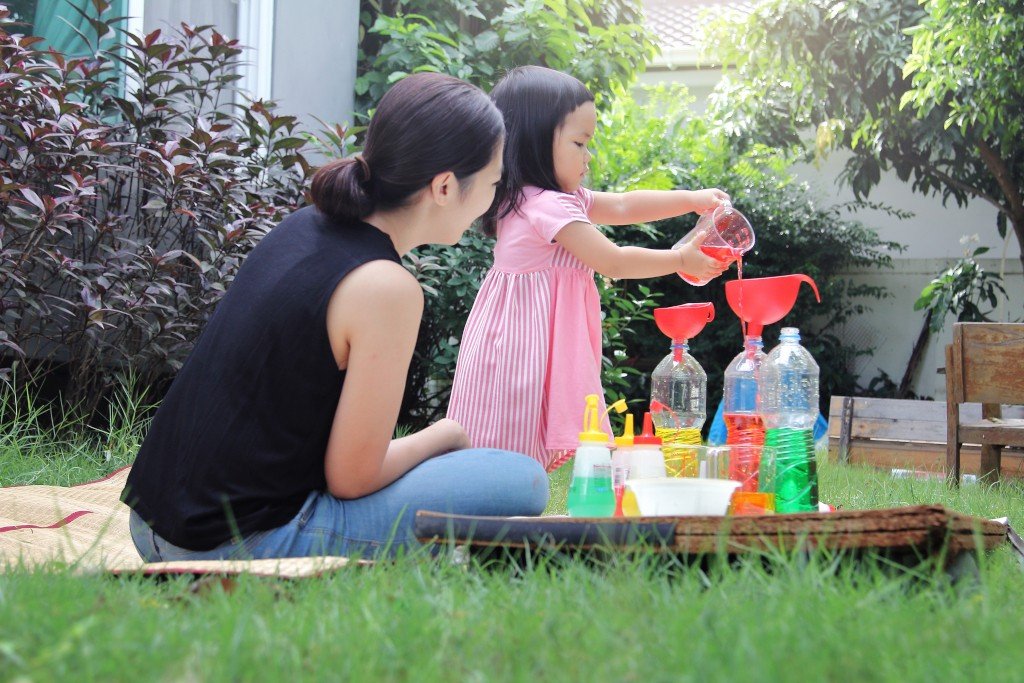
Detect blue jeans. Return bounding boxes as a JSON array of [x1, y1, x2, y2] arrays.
[[129, 449, 548, 561]]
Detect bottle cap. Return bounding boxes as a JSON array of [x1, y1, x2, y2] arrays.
[[578, 394, 609, 443], [633, 412, 663, 446], [614, 413, 634, 447]]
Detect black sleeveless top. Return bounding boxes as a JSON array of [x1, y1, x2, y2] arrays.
[[122, 206, 402, 550]]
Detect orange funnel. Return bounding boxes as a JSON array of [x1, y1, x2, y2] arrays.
[[653, 302, 715, 342], [725, 274, 820, 338]]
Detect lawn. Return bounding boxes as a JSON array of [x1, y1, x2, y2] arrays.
[[2, 411, 1023, 682]]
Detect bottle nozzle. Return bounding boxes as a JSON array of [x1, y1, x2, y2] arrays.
[[633, 411, 663, 446], [578, 394, 611, 444], [615, 413, 635, 447]]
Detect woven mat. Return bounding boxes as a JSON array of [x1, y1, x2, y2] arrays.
[[415, 505, 1008, 557], [0, 468, 359, 577]]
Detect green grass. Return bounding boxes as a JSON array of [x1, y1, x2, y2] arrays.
[[3, 396, 1024, 682]]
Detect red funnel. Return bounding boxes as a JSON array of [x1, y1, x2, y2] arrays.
[[725, 274, 820, 338], [653, 302, 715, 342]]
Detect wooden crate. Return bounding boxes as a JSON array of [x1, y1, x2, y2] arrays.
[[827, 396, 1024, 478]]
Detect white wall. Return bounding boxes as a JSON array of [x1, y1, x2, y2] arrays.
[[138, 0, 360, 137], [638, 66, 1023, 399], [271, 0, 360, 137]]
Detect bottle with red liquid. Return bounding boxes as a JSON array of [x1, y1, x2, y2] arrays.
[[723, 336, 766, 492]]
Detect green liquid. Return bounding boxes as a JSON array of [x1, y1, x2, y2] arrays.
[[764, 428, 818, 513], [567, 475, 615, 517]]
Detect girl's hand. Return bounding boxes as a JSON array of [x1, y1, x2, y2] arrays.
[[433, 417, 471, 453], [676, 241, 731, 282], [690, 188, 731, 215]]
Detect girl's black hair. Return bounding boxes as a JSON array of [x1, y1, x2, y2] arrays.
[[481, 66, 594, 236], [311, 73, 504, 223]]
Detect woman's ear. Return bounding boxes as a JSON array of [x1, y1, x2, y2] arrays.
[[429, 171, 456, 206]]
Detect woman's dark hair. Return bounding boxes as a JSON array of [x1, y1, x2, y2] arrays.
[[311, 73, 504, 223], [481, 66, 594, 236]]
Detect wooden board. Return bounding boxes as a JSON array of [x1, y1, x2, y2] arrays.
[[414, 506, 1006, 558], [954, 323, 1024, 405], [827, 440, 1024, 477], [826, 396, 1024, 443]]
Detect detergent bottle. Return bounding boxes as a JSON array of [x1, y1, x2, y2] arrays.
[[630, 412, 668, 480], [611, 413, 635, 517], [566, 395, 623, 517]]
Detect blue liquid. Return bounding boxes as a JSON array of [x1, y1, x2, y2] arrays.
[[567, 475, 615, 517]]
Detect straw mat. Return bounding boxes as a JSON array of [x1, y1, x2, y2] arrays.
[[0, 468, 360, 577]]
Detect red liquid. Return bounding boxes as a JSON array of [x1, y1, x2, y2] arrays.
[[680, 245, 743, 284], [725, 413, 765, 492], [700, 245, 742, 262]]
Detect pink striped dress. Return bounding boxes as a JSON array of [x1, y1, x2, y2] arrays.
[[447, 186, 612, 471]]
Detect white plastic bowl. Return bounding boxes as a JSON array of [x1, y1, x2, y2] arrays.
[[625, 477, 741, 516]]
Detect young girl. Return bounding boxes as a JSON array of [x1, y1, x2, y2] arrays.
[[447, 66, 732, 472]]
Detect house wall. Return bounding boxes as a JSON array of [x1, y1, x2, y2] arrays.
[[271, 0, 360, 137], [139, 0, 359, 135], [637, 65, 1023, 399]]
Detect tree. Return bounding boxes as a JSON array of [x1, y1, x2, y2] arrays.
[[355, 0, 658, 110], [705, 0, 1024, 276]]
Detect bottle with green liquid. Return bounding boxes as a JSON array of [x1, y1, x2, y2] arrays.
[[759, 327, 819, 513], [567, 395, 624, 517]]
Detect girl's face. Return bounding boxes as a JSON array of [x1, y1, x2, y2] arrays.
[[552, 101, 596, 193]]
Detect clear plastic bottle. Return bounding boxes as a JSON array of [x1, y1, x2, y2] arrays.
[[651, 340, 705, 477], [723, 336, 766, 492], [759, 327, 819, 513]]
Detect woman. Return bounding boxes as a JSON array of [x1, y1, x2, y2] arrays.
[[122, 73, 549, 560]]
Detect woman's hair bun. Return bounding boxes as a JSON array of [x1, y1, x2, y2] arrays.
[[310, 157, 374, 222]]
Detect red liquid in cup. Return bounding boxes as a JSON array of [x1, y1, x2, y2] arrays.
[[679, 245, 744, 284]]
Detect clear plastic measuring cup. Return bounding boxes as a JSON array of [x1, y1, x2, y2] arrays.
[[673, 204, 755, 286]]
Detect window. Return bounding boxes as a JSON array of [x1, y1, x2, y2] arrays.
[[7, 0, 126, 57]]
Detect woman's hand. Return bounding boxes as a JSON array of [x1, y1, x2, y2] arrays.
[[676, 241, 731, 282], [689, 188, 731, 214]]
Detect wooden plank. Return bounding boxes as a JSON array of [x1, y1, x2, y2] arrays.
[[827, 396, 845, 438], [957, 323, 1024, 405], [946, 343, 961, 484], [959, 419, 1024, 446], [838, 396, 854, 464], [840, 441, 1024, 478]]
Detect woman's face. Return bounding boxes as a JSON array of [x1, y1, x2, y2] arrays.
[[552, 101, 596, 193], [442, 141, 504, 244]]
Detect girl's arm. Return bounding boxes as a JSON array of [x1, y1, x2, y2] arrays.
[[555, 220, 730, 281], [588, 188, 730, 226], [321, 260, 469, 499]]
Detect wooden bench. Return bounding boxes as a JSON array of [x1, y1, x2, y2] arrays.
[[827, 395, 1024, 478]]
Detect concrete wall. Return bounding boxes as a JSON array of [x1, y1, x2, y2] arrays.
[[638, 64, 1023, 399], [271, 0, 360, 135], [140, 0, 360, 136], [143, 0, 238, 37]]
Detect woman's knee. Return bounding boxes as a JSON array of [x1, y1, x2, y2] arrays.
[[476, 449, 550, 514]]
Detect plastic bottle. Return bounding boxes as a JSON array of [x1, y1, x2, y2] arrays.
[[723, 336, 767, 492], [759, 327, 819, 513], [567, 395, 616, 517], [629, 412, 667, 480], [650, 339, 705, 478], [611, 413, 635, 517]]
